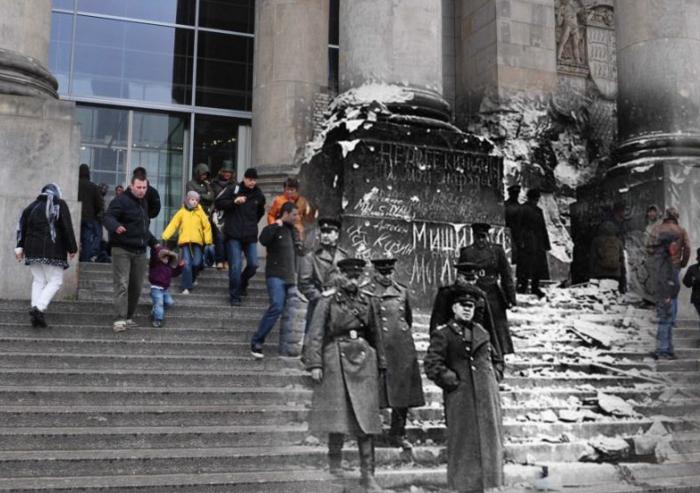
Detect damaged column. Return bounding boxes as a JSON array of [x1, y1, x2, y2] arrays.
[[251, 0, 329, 173], [0, 0, 81, 299], [300, 0, 503, 309]]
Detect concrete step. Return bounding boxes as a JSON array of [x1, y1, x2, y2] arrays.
[[0, 310, 265, 327]]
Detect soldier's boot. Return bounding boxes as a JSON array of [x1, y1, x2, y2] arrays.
[[328, 433, 344, 477], [388, 408, 412, 450], [358, 435, 383, 492]]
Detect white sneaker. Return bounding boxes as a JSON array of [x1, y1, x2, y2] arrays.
[[125, 319, 137, 327], [181, 289, 190, 295], [113, 320, 128, 333]]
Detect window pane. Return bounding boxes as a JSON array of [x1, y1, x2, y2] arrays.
[[329, 0, 339, 45], [53, 0, 74, 10], [49, 12, 73, 95], [199, 0, 254, 34], [75, 105, 130, 201], [76, 0, 195, 25], [196, 32, 253, 111], [131, 110, 188, 235], [72, 15, 194, 104], [193, 114, 245, 179]]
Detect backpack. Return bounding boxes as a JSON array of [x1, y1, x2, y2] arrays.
[[597, 236, 620, 271], [211, 184, 238, 231]]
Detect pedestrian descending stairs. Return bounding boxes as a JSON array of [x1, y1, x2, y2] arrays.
[[0, 267, 698, 491]]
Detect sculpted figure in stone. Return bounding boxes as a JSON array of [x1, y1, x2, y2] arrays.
[[557, 0, 584, 64]]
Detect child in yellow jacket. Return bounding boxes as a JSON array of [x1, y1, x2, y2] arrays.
[[162, 191, 213, 294]]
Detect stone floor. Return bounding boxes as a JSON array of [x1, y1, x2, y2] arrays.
[[0, 265, 697, 491]]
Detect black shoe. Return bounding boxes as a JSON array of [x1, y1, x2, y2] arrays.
[[230, 299, 242, 307], [34, 309, 47, 328], [28, 307, 39, 328], [152, 320, 162, 328], [251, 345, 264, 359], [532, 289, 546, 299]]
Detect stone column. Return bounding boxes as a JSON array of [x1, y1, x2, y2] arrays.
[[339, 0, 449, 120], [251, 0, 329, 173], [0, 0, 81, 300], [615, 0, 700, 165]]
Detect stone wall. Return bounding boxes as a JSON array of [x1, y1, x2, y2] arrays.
[[0, 94, 80, 300]]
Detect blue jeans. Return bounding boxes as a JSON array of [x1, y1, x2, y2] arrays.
[[150, 287, 174, 321], [79, 220, 102, 261], [252, 277, 300, 355], [226, 239, 258, 301], [656, 301, 675, 356], [181, 244, 203, 290]]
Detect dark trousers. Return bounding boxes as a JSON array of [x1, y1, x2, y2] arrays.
[[112, 247, 148, 320], [79, 220, 102, 261], [390, 407, 409, 437]]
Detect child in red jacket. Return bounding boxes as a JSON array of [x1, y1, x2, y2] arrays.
[[149, 246, 184, 328]]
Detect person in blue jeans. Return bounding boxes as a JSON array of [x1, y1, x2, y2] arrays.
[[654, 241, 681, 359], [251, 202, 303, 359], [214, 168, 266, 305], [148, 246, 183, 328]]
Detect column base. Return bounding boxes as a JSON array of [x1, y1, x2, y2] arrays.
[[0, 48, 58, 99]]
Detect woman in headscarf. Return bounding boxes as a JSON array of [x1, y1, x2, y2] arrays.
[[15, 184, 78, 328]]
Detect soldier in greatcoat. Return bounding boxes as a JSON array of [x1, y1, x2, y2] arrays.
[[504, 184, 522, 264], [515, 188, 551, 298], [458, 223, 517, 355], [429, 263, 502, 358], [424, 291, 505, 493], [298, 218, 347, 333], [368, 258, 425, 450], [304, 258, 387, 492]]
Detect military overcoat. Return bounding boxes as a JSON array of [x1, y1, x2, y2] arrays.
[[516, 202, 551, 280], [368, 278, 425, 409], [304, 287, 386, 435], [424, 320, 504, 493]]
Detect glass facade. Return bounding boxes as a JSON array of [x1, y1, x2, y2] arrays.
[[49, 0, 338, 234]]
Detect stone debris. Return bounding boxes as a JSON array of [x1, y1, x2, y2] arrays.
[[597, 391, 639, 418]]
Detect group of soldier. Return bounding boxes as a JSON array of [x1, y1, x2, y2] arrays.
[[299, 215, 518, 493]]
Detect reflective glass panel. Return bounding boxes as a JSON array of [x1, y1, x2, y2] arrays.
[[329, 0, 339, 45], [49, 12, 73, 95], [76, 0, 195, 25], [52, 0, 74, 10], [76, 105, 129, 201], [72, 15, 194, 104], [199, 0, 254, 34], [131, 110, 188, 234], [196, 32, 253, 111], [193, 114, 243, 179]]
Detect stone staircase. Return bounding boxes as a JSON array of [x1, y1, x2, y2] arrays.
[[0, 265, 698, 491]]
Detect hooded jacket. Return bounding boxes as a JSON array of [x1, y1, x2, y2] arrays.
[[162, 203, 213, 246], [214, 181, 266, 243], [78, 164, 104, 223], [149, 246, 184, 289], [186, 163, 215, 213]]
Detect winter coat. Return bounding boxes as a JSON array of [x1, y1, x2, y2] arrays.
[[298, 246, 348, 301], [304, 286, 386, 436], [424, 319, 505, 493], [214, 182, 266, 243], [103, 188, 157, 253], [145, 185, 161, 219], [458, 242, 516, 355], [655, 252, 680, 304], [267, 194, 313, 238], [16, 196, 78, 269], [504, 198, 522, 263], [259, 222, 302, 285], [367, 277, 425, 409], [647, 219, 690, 269], [429, 283, 498, 344], [589, 222, 625, 280], [516, 201, 550, 280], [186, 164, 215, 214], [683, 264, 700, 305], [78, 166, 104, 223], [211, 176, 234, 200], [148, 246, 183, 289], [162, 205, 213, 246]]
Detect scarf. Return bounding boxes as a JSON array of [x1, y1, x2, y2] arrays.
[[40, 183, 62, 243]]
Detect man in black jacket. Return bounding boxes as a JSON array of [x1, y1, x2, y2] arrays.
[[103, 175, 159, 333], [251, 202, 302, 358], [78, 164, 104, 262], [215, 168, 266, 305]]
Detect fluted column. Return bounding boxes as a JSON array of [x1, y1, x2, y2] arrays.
[[251, 0, 329, 172], [339, 0, 449, 120]]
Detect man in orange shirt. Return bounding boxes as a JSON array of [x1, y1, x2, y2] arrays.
[[267, 177, 313, 239]]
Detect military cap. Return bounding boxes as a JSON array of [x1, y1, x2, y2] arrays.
[[471, 222, 491, 234], [338, 258, 366, 272], [318, 217, 341, 231], [370, 258, 397, 268], [507, 184, 521, 193], [452, 291, 479, 304], [220, 160, 234, 173], [453, 261, 480, 273]]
